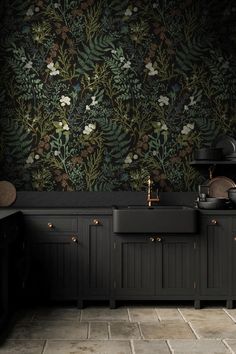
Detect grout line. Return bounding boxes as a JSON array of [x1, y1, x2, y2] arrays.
[[155, 308, 161, 321], [177, 308, 187, 322], [166, 339, 174, 354], [223, 308, 236, 323], [107, 322, 111, 339], [87, 322, 91, 339], [130, 339, 136, 354], [127, 308, 132, 322], [187, 321, 200, 339], [137, 322, 145, 340], [222, 339, 235, 354], [41, 340, 47, 354]]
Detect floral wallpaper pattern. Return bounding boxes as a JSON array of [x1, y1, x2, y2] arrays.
[[0, 0, 235, 191]]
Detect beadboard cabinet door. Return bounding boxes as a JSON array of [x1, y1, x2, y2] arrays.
[[25, 215, 79, 301], [78, 216, 111, 301], [232, 217, 236, 297], [156, 235, 196, 296], [112, 235, 156, 297], [200, 216, 230, 297], [113, 234, 195, 299]]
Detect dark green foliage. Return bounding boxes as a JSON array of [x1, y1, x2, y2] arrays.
[[0, 0, 235, 191]]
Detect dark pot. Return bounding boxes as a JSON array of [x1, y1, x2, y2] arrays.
[[194, 148, 223, 160], [228, 187, 236, 204]]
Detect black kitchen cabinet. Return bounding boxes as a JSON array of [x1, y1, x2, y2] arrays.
[[199, 216, 230, 298], [112, 235, 156, 298], [78, 215, 111, 307], [157, 236, 196, 296], [231, 217, 236, 299], [0, 212, 23, 331], [24, 215, 79, 301], [112, 234, 196, 302]]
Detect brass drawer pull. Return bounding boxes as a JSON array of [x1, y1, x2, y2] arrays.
[[234, 237, 236, 241], [149, 237, 155, 242], [48, 223, 54, 229], [93, 219, 99, 225], [211, 219, 217, 225]]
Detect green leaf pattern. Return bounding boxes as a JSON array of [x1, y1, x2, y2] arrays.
[[0, 0, 235, 191]]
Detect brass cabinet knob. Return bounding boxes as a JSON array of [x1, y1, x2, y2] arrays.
[[93, 219, 99, 225], [48, 222, 54, 229], [149, 237, 155, 242], [155, 236, 162, 242], [211, 219, 217, 225], [234, 237, 236, 241], [71, 236, 78, 243]]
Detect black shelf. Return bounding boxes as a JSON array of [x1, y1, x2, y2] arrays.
[[190, 160, 236, 165]]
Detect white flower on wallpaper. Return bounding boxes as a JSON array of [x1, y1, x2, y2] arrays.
[[123, 60, 131, 69], [24, 61, 33, 69], [181, 123, 195, 135], [158, 95, 169, 106], [145, 62, 158, 76], [47, 62, 60, 76], [83, 123, 96, 135], [60, 95, 71, 106], [26, 155, 34, 164], [26, 7, 34, 17]]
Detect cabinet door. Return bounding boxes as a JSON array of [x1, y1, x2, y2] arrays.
[[156, 236, 196, 296], [232, 217, 236, 296], [25, 216, 78, 301], [200, 216, 230, 296], [113, 235, 156, 297], [78, 216, 111, 298]]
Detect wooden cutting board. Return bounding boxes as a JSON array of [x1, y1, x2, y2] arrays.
[[0, 181, 16, 206]]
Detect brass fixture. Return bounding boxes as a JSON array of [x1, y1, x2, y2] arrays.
[[211, 219, 217, 225], [149, 237, 155, 242], [155, 236, 162, 242], [234, 237, 236, 241], [71, 236, 78, 243], [48, 222, 54, 229], [147, 176, 160, 207], [93, 219, 99, 225]]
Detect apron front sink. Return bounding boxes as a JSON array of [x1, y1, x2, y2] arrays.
[[113, 206, 197, 233]]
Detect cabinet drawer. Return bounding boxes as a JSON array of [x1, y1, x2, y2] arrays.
[[25, 216, 77, 233]]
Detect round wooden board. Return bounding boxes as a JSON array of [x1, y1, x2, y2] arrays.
[[0, 181, 16, 206]]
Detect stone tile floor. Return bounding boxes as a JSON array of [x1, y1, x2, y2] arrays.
[[1, 305, 236, 353]]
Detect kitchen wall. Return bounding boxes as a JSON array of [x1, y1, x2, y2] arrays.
[[0, 0, 235, 191]]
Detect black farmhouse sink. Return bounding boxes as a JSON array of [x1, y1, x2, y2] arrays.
[[113, 206, 197, 233]]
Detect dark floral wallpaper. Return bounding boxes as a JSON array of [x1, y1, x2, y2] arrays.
[[0, 0, 236, 191]]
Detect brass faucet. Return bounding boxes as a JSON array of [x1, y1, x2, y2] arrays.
[[147, 176, 160, 207]]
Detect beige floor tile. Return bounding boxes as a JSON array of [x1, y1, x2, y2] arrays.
[[140, 321, 195, 339], [81, 307, 129, 321], [224, 339, 236, 353], [89, 322, 109, 339], [110, 322, 141, 339], [133, 339, 171, 353], [190, 320, 236, 339], [128, 307, 159, 322], [169, 339, 230, 353], [0, 339, 45, 354], [156, 308, 184, 321], [7, 321, 88, 340], [179, 308, 233, 322], [224, 309, 236, 322], [34, 307, 80, 321], [44, 340, 132, 354]]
